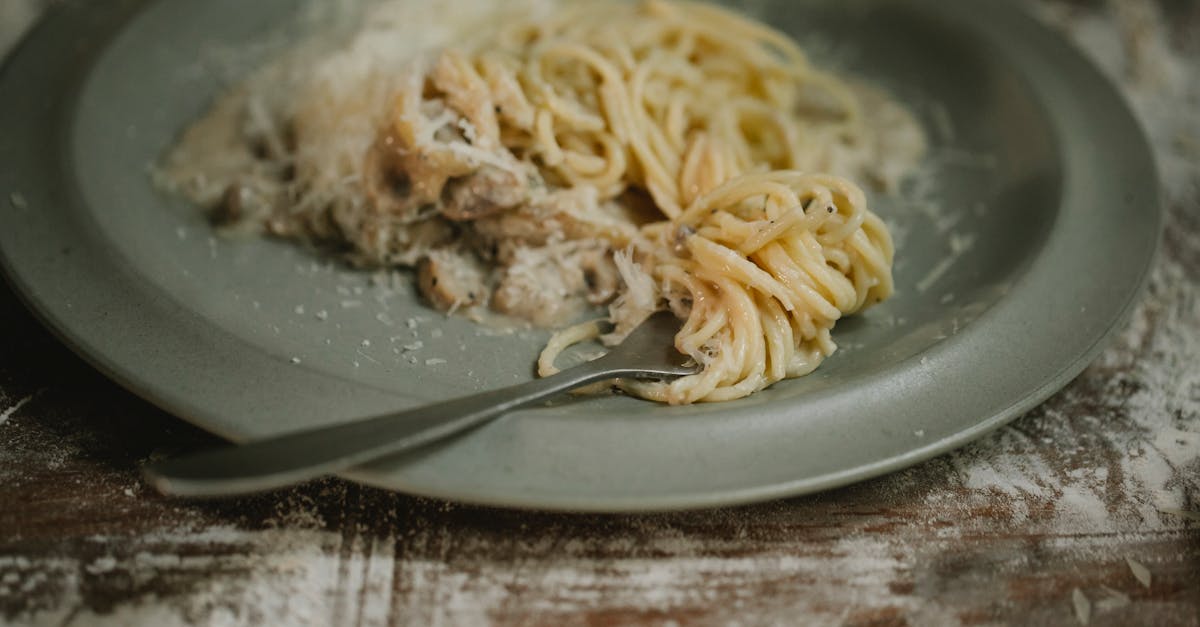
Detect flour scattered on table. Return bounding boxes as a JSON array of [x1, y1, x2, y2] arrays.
[[1095, 585, 1131, 612], [1072, 588, 1091, 625], [1157, 507, 1200, 522], [85, 556, 118, 575], [0, 389, 43, 427], [1125, 557, 1151, 588]]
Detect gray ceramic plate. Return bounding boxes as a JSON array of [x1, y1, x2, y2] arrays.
[[0, 0, 1159, 511]]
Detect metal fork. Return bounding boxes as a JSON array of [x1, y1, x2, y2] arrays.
[[144, 312, 695, 497]]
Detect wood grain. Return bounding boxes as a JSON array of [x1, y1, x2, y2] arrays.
[[1, 0, 1198, 625]]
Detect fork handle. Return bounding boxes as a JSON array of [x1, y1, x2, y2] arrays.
[[144, 360, 629, 498]]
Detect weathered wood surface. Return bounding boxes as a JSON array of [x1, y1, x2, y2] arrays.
[[1, 1, 1198, 625]]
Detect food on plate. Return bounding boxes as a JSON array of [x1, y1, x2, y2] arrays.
[[161, 0, 925, 404]]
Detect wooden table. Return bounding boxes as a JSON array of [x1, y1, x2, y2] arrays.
[[1, 1, 1197, 625]]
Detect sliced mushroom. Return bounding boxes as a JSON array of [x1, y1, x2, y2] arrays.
[[441, 165, 528, 221], [417, 248, 488, 312]]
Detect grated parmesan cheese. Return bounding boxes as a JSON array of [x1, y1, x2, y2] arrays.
[[8, 192, 27, 210], [603, 248, 660, 344]]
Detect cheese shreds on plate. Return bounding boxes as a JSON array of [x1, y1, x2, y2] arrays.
[[9, 192, 29, 210]]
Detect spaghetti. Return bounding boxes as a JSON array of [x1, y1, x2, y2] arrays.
[[163, 0, 924, 404]]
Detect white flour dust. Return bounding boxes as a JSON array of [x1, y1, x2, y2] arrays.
[[0, 389, 43, 427]]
